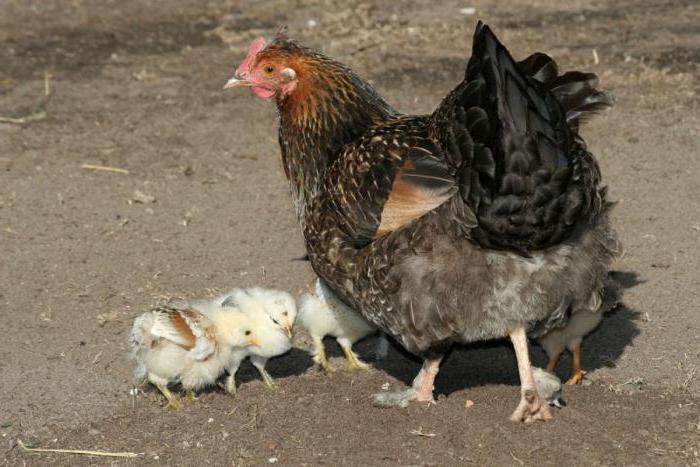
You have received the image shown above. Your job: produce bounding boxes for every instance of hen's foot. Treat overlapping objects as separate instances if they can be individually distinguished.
[372,357,441,408]
[183,389,197,401]
[373,388,418,408]
[510,388,552,423]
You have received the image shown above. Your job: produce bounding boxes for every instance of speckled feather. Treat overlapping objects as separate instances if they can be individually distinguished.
[268,23,618,354]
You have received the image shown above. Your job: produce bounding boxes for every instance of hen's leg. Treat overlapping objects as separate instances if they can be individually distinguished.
[312,335,335,375]
[183,389,197,401]
[509,326,552,423]
[565,338,585,385]
[338,337,369,370]
[373,356,442,408]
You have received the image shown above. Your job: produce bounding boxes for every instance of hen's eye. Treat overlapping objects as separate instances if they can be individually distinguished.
[264,65,274,73]
[245,330,251,336]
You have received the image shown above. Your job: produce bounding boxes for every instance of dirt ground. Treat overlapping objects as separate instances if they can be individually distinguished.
[1,0,699,464]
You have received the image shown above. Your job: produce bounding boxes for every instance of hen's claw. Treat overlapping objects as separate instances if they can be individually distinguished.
[510,388,552,423]
[373,388,418,408]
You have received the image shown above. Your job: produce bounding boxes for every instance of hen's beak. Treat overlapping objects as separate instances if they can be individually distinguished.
[223,74,251,89]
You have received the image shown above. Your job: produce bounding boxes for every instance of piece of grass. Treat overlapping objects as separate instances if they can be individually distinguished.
[80,164,130,174]
[17,440,139,458]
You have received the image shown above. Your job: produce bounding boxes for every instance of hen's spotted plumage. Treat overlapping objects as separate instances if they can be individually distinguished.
[229,22,619,421]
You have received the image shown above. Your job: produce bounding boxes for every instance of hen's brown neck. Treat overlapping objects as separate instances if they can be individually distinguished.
[274,50,396,220]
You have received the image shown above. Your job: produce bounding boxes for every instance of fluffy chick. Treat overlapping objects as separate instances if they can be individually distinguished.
[220,287,297,338]
[224,302,293,393]
[532,367,565,408]
[212,288,296,391]
[538,277,621,385]
[298,278,384,374]
[129,304,257,409]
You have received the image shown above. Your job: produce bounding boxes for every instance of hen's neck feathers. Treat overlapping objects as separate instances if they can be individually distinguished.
[274,47,396,218]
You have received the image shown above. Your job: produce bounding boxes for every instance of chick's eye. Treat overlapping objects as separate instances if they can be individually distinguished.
[264,65,274,73]
[283,311,288,316]
[244,330,251,336]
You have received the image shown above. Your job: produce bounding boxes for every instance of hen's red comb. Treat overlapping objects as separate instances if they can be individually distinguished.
[236,37,267,75]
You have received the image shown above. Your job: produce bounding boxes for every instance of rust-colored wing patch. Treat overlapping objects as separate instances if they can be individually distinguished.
[376,162,455,236]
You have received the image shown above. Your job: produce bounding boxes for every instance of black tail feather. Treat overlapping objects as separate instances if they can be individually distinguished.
[517,52,613,130]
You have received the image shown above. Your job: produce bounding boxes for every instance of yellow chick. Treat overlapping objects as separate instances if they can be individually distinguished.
[129,304,257,409]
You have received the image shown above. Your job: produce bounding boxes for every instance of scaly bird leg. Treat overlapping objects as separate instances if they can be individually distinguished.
[373,356,442,408]
[312,335,335,375]
[224,363,240,396]
[184,389,197,401]
[565,338,585,385]
[545,349,563,373]
[155,383,183,410]
[338,337,370,370]
[255,366,277,390]
[509,326,553,423]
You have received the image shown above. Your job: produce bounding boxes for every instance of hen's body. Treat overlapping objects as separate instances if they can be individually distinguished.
[229,22,618,421]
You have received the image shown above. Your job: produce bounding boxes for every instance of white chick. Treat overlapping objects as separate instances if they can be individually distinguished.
[213,288,296,392]
[538,277,621,385]
[220,287,297,338]
[129,304,257,409]
[532,367,565,408]
[297,278,385,374]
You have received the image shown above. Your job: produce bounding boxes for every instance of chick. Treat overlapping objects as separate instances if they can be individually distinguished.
[215,288,296,391]
[129,304,257,409]
[297,278,383,374]
[538,277,621,385]
[532,367,565,408]
[220,287,297,338]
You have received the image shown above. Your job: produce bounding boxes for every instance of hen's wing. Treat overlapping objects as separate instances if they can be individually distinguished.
[429,22,605,252]
[321,23,607,253]
[150,306,217,360]
[322,117,458,247]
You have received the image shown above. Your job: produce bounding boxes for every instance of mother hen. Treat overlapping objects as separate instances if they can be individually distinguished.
[224,22,619,422]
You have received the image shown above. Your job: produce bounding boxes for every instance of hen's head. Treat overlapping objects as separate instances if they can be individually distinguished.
[224,33,304,99]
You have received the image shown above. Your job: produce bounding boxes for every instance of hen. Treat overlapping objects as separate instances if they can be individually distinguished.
[225,22,619,422]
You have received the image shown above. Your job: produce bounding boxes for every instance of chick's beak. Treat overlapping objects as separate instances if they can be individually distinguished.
[283,323,293,338]
[223,72,251,89]
[246,336,259,347]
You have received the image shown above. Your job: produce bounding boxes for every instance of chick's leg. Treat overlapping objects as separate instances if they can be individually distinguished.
[251,356,277,390]
[184,389,197,401]
[224,362,241,396]
[373,356,442,408]
[154,383,183,410]
[509,326,552,423]
[312,335,334,375]
[338,337,369,370]
[545,349,563,373]
[565,338,585,385]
